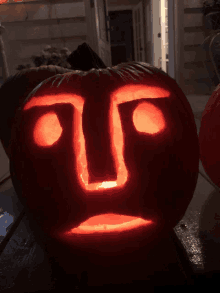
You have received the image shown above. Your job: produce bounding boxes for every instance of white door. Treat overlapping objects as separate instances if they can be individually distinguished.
[133,1,145,62]
[84,0,112,67]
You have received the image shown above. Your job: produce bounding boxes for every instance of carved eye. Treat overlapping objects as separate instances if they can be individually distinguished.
[132,102,165,134]
[33,111,63,146]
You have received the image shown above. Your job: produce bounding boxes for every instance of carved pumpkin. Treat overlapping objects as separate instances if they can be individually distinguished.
[5,61,199,286]
[199,84,220,187]
[9,61,199,240]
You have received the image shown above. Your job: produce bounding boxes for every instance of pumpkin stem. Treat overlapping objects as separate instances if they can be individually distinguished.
[67,42,107,71]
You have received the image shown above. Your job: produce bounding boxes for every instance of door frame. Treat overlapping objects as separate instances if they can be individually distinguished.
[173,0,184,88]
[108,3,147,63]
[152,0,161,68]
[108,9,134,65]
[145,0,153,65]
[108,5,136,65]
[168,0,175,79]
[146,0,175,79]
[84,0,112,67]
[84,0,97,55]
[108,5,135,12]
[160,0,168,73]
[132,1,146,62]
[107,1,179,83]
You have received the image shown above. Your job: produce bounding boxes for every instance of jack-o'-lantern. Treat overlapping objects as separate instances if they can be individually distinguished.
[199,84,220,187]
[6,61,199,286]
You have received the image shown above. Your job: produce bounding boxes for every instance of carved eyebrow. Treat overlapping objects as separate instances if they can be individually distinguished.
[23,94,84,112]
[23,84,170,112]
[112,84,170,104]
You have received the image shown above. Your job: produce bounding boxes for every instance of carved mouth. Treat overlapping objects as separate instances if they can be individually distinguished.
[66,213,152,235]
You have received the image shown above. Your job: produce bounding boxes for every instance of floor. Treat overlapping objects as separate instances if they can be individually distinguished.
[0,94,220,290]
[174,94,220,273]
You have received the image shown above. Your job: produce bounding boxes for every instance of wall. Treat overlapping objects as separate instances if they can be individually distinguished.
[1,0,214,95]
[108,0,138,6]
[0,0,87,77]
[183,0,216,95]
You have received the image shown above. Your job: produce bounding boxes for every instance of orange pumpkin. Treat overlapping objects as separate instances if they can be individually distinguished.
[8,62,199,285]
[199,84,220,187]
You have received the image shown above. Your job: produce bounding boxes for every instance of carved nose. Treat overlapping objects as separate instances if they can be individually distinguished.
[82,101,117,184]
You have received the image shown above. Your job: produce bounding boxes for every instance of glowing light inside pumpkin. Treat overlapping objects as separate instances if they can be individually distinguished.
[66,213,153,234]
[133,102,165,134]
[24,84,170,191]
[74,104,128,190]
[33,111,63,146]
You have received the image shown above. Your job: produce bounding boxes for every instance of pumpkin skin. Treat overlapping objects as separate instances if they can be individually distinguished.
[8,62,199,280]
[0,65,73,158]
[199,84,220,187]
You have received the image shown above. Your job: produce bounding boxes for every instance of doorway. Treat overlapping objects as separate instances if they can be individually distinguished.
[108,10,135,66]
